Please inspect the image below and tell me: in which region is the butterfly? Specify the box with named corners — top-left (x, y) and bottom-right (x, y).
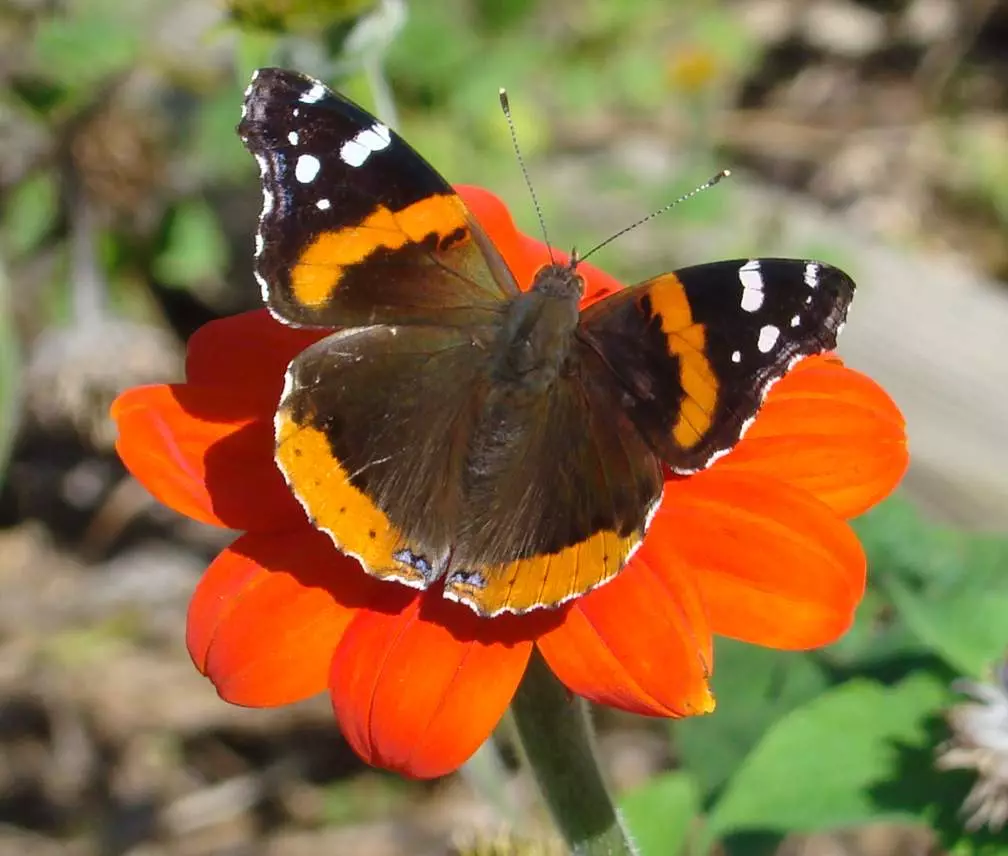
top-left (238, 68), bottom-right (854, 616)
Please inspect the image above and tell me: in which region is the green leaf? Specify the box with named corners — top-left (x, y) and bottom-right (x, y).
top-left (153, 199), bottom-right (229, 289)
top-left (621, 770), bottom-right (700, 856)
top-left (2, 172), bottom-right (60, 257)
top-left (32, 0), bottom-right (142, 88)
top-left (227, 0), bottom-right (374, 33)
top-left (673, 639), bottom-right (829, 798)
top-left (386, 4), bottom-right (479, 104)
top-left (706, 674), bottom-right (947, 839)
top-left (690, 6), bottom-right (759, 72)
top-left (818, 586), bottom-right (930, 671)
top-left (194, 85), bottom-right (254, 181)
top-left (854, 495), bottom-right (966, 586)
top-left (884, 538), bottom-right (1008, 676)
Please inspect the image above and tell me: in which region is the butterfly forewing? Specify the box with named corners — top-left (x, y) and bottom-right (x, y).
top-left (239, 68), bottom-right (518, 329)
top-left (578, 258), bottom-right (854, 473)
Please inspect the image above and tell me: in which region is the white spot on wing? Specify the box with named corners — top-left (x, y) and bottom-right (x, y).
top-left (738, 259), bottom-right (764, 312)
top-left (757, 324), bottom-right (780, 353)
top-left (295, 153), bottom-right (321, 183)
top-left (287, 130), bottom-right (299, 145)
top-left (340, 122), bottom-right (392, 168)
top-left (731, 349), bottom-right (741, 363)
top-left (316, 198), bottom-right (331, 210)
top-left (804, 261), bottom-right (820, 289)
top-left (300, 81), bottom-right (327, 104)
top-left (790, 314), bottom-right (801, 327)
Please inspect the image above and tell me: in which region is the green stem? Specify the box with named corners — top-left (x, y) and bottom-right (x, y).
top-left (510, 650), bottom-right (638, 856)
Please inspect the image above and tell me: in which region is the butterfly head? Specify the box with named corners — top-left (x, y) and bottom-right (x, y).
top-left (530, 257), bottom-right (584, 301)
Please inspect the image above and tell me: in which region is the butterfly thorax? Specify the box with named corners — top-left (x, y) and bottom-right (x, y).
top-left (493, 263), bottom-right (583, 391)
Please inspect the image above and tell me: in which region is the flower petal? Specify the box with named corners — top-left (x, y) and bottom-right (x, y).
top-left (330, 591), bottom-right (549, 779)
top-left (456, 185), bottom-right (623, 303)
top-left (189, 527), bottom-right (385, 707)
top-left (111, 384), bottom-right (303, 531)
top-left (537, 551), bottom-right (714, 717)
top-left (723, 358), bottom-right (908, 518)
top-left (658, 470), bottom-right (866, 649)
top-left (185, 309), bottom-right (326, 404)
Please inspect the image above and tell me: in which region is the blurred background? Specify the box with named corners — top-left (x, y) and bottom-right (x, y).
top-left (1, 0), bottom-right (1007, 854)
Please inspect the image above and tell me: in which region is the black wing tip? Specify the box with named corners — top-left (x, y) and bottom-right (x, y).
top-left (238, 67), bottom-right (335, 145)
top-left (245, 66), bottom-right (317, 91)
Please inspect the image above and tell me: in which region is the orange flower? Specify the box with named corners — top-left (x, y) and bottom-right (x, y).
top-left (111, 186), bottom-right (908, 779)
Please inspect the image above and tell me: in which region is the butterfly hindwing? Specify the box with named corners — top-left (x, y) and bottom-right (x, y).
top-left (239, 68), bottom-right (518, 329)
top-left (275, 308), bottom-right (665, 616)
top-left (275, 323), bottom-right (497, 589)
top-left (578, 258), bottom-right (854, 473)
top-left (443, 340), bottom-right (665, 614)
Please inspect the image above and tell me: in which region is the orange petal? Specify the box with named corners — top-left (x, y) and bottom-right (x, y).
top-left (456, 185), bottom-right (624, 303)
top-left (723, 359), bottom-right (908, 518)
top-left (658, 470), bottom-right (866, 650)
top-left (185, 309), bottom-right (326, 404)
top-left (189, 527), bottom-right (385, 707)
top-left (537, 552), bottom-right (714, 717)
top-left (329, 591), bottom-right (548, 779)
top-left (111, 384), bottom-right (303, 531)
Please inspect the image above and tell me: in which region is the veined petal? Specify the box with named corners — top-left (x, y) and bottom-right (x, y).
top-left (658, 470), bottom-right (866, 650)
top-left (330, 591), bottom-right (549, 779)
top-left (723, 358), bottom-right (908, 518)
top-left (111, 383), bottom-right (303, 531)
top-left (185, 309), bottom-right (326, 403)
top-left (189, 528), bottom-right (384, 707)
top-left (537, 552), bottom-right (714, 717)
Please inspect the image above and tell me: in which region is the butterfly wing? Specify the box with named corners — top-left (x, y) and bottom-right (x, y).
top-left (578, 259), bottom-right (854, 473)
top-left (275, 322), bottom-right (499, 590)
top-left (239, 68), bottom-right (518, 329)
top-left (442, 341), bottom-right (665, 615)
top-left (277, 314), bottom-right (664, 616)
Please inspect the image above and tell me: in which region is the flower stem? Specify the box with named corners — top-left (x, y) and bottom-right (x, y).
top-left (510, 650), bottom-right (638, 856)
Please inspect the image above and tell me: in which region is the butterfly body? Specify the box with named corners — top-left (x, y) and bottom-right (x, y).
top-left (241, 68), bottom-right (855, 616)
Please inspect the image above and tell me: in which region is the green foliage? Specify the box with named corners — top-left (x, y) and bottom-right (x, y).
top-left (153, 199), bottom-right (230, 289)
top-left (622, 770), bottom-right (700, 856)
top-left (1, 172), bottom-right (59, 258)
top-left (32, 0), bottom-right (143, 90)
top-left (226, 0), bottom-right (375, 34)
top-left (705, 675), bottom-right (947, 837)
top-left (673, 642), bottom-right (830, 799)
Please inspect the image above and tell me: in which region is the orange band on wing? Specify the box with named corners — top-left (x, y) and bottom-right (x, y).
top-left (275, 412), bottom-right (428, 587)
top-left (444, 526), bottom-right (644, 616)
top-left (290, 195), bottom-right (471, 308)
top-left (648, 275), bottom-right (719, 449)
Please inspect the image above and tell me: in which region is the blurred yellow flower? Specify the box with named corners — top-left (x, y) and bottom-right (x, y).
top-left (666, 46), bottom-right (720, 95)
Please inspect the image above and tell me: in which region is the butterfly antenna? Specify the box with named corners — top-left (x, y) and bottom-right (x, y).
top-left (578, 169), bottom-right (732, 264)
top-left (499, 88), bottom-right (554, 263)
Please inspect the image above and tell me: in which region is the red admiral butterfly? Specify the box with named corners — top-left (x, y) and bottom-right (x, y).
top-left (238, 68), bottom-right (854, 616)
